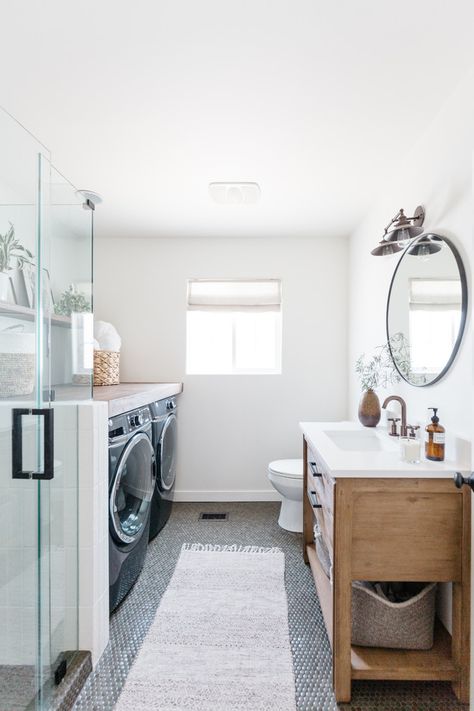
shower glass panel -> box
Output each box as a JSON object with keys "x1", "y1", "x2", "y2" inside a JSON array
[
  {"x1": 0, "y1": 108, "x2": 92, "y2": 709},
  {"x1": 0, "y1": 107, "x2": 45, "y2": 710},
  {"x1": 38, "y1": 156, "x2": 93, "y2": 707}
]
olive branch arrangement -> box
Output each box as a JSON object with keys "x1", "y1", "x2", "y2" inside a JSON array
[{"x1": 355, "y1": 336, "x2": 407, "y2": 391}]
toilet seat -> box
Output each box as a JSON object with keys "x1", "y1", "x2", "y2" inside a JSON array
[{"x1": 268, "y1": 459, "x2": 303, "y2": 480}]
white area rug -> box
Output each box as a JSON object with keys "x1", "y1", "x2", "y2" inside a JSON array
[{"x1": 115, "y1": 544, "x2": 297, "y2": 710}]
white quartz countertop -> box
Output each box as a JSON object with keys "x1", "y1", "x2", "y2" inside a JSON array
[
  {"x1": 94, "y1": 382, "x2": 183, "y2": 416},
  {"x1": 300, "y1": 421, "x2": 469, "y2": 478}
]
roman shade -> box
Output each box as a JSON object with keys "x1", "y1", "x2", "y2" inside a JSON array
[
  {"x1": 187, "y1": 279, "x2": 282, "y2": 312},
  {"x1": 409, "y1": 279, "x2": 462, "y2": 311}
]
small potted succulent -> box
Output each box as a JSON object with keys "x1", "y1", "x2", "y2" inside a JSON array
[
  {"x1": 355, "y1": 340, "x2": 401, "y2": 427},
  {"x1": 0, "y1": 223, "x2": 34, "y2": 303}
]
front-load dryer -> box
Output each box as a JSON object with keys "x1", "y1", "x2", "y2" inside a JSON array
[
  {"x1": 149, "y1": 397, "x2": 177, "y2": 540},
  {"x1": 108, "y1": 405, "x2": 155, "y2": 611}
]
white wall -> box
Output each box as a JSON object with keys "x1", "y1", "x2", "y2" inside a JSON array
[
  {"x1": 347, "y1": 70, "x2": 474, "y2": 631},
  {"x1": 348, "y1": 70, "x2": 473, "y2": 446},
  {"x1": 95, "y1": 235, "x2": 348, "y2": 499}
]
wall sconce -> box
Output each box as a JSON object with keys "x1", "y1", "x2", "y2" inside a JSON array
[
  {"x1": 407, "y1": 233, "x2": 442, "y2": 257},
  {"x1": 371, "y1": 205, "x2": 425, "y2": 256}
]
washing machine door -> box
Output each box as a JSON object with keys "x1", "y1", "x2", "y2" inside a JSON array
[
  {"x1": 110, "y1": 432, "x2": 155, "y2": 545},
  {"x1": 158, "y1": 414, "x2": 177, "y2": 491}
]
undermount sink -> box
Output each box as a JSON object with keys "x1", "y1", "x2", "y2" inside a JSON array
[{"x1": 324, "y1": 429, "x2": 398, "y2": 452}]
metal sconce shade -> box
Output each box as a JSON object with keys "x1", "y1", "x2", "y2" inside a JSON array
[
  {"x1": 407, "y1": 233, "x2": 443, "y2": 256},
  {"x1": 371, "y1": 240, "x2": 404, "y2": 257},
  {"x1": 387, "y1": 224, "x2": 424, "y2": 243},
  {"x1": 371, "y1": 205, "x2": 425, "y2": 256}
]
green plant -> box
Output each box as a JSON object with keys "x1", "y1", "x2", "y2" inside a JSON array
[
  {"x1": 54, "y1": 284, "x2": 91, "y2": 316},
  {"x1": 387, "y1": 331, "x2": 412, "y2": 379},
  {"x1": 0, "y1": 223, "x2": 34, "y2": 272},
  {"x1": 355, "y1": 339, "x2": 401, "y2": 391}
]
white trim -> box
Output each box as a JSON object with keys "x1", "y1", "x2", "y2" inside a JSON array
[{"x1": 174, "y1": 489, "x2": 281, "y2": 502}]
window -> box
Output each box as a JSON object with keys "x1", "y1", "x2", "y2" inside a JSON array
[
  {"x1": 408, "y1": 278, "x2": 462, "y2": 375},
  {"x1": 186, "y1": 279, "x2": 282, "y2": 374}
]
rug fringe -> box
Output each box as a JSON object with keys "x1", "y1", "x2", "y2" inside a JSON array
[{"x1": 181, "y1": 543, "x2": 282, "y2": 554}]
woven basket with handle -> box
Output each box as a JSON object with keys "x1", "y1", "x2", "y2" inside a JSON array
[
  {"x1": 94, "y1": 350, "x2": 120, "y2": 386},
  {"x1": 352, "y1": 581, "x2": 437, "y2": 650}
]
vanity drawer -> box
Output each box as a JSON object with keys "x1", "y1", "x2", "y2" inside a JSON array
[
  {"x1": 307, "y1": 452, "x2": 335, "y2": 513},
  {"x1": 307, "y1": 481, "x2": 334, "y2": 558}
]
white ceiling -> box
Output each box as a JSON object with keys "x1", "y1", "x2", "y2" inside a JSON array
[{"x1": 2, "y1": 1, "x2": 473, "y2": 239}]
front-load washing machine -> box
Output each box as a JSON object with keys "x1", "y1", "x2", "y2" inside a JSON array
[
  {"x1": 108, "y1": 405, "x2": 155, "y2": 611},
  {"x1": 149, "y1": 397, "x2": 177, "y2": 540}
]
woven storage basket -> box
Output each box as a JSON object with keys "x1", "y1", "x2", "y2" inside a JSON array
[
  {"x1": 352, "y1": 581, "x2": 437, "y2": 650},
  {"x1": 94, "y1": 350, "x2": 120, "y2": 386},
  {"x1": 0, "y1": 352, "x2": 35, "y2": 396}
]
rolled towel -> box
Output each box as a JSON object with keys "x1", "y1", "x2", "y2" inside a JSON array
[{"x1": 94, "y1": 321, "x2": 121, "y2": 352}]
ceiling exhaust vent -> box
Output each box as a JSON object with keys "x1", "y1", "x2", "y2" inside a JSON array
[{"x1": 209, "y1": 182, "x2": 260, "y2": 205}]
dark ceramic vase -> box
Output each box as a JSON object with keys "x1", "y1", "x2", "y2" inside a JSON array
[{"x1": 358, "y1": 388, "x2": 381, "y2": 427}]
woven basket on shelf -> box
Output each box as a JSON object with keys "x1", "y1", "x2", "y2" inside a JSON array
[
  {"x1": 93, "y1": 350, "x2": 120, "y2": 386},
  {"x1": 352, "y1": 581, "x2": 437, "y2": 650},
  {"x1": 0, "y1": 353, "x2": 35, "y2": 397}
]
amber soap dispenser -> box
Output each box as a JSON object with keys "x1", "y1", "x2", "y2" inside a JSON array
[{"x1": 425, "y1": 408, "x2": 445, "y2": 461}]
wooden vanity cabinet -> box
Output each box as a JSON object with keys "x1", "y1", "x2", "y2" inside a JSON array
[{"x1": 303, "y1": 436, "x2": 471, "y2": 704}]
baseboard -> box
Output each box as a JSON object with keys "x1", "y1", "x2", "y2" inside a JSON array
[{"x1": 174, "y1": 490, "x2": 281, "y2": 502}]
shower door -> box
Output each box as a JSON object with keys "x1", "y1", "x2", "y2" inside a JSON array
[{"x1": 0, "y1": 109, "x2": 93, "y2": 709}]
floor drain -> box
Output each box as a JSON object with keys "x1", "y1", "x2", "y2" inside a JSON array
[{"x1": 199, "y1": 512, "x2": 229, "y2": 521}]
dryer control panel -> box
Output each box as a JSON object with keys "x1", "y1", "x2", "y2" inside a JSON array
[{"x1": 150, "y1": 397, "x2": 178, "y2": 418}]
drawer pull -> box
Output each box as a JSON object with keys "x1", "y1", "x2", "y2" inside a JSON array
[
  {"x1": 309, "y1": 461, "x2": 322, "y2": 477},
  {"x1": 309, "y1": 490, "x2": 322, "y2": 509}
]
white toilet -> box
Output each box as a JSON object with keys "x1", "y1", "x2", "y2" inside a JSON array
[{"x1": 268, "y1": 459, "x2": 303, "y2": 533}]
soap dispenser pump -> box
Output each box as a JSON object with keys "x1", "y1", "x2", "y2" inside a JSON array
[{"x1": 425, "y1": 408, "x2": 445, "y2": 462}]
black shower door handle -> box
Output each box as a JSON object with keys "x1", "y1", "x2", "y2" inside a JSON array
[{"x1": 12, "y1": 408, "x2": 54, "y2": 480}]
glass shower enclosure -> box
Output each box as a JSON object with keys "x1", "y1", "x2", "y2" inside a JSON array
[{"x1": 0, "y1": 107, "x2": 93, "y2": 709}]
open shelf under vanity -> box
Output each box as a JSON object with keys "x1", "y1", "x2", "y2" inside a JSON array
[{"x1": 306, "y1": 542, "x2": 458, "y2": 684}]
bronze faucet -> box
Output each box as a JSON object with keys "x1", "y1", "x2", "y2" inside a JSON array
[{"x1": 382, "y1": 395, "x2": 407, "y2": 437}]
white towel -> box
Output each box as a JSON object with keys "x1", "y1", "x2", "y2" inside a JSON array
[{"x1": 94, "y1": 320, "x2": 121, "y2": 352}]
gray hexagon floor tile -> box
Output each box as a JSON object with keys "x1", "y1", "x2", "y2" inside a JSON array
[{"x1": 74, "y1": 503, "x2": 468, "y2": 711}]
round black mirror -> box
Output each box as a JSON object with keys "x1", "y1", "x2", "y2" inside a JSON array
[{"x1": 386, "y1": 233, "x2": 468, "y2": 387}]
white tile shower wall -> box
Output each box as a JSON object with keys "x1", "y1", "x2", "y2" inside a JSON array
[
  {"x1": 78, "y1": 401, "x2": 109, "y2": 667},
  {"x1": 347, "y1": 68, "x2": 474, "y2": 632},
  {"x1": 94, "y1": 235, "x2": 349, "y2": 499}
]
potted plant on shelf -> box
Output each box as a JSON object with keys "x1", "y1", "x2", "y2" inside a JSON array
[
  {"x1": 54, "y1": 284, "x2": 91, "y2": 316},
  {"x1": 355, "y1": 340, "x2": 401, "y2": 427},
  {"x1": 0, "y1": 223, "x2": 34, "y2": 304}
]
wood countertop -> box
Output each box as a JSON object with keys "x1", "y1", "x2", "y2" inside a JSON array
[{"x1": 94, "y1": 382, "x2": 183, "y2": 416}]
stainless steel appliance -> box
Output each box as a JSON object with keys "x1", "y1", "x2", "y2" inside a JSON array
[
  {"x1": 108, "y1": 406, "x2": 155, "y2": 610},
  {"x1": 149, "y1": 397, "x2": 177, "y2": 539}
]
